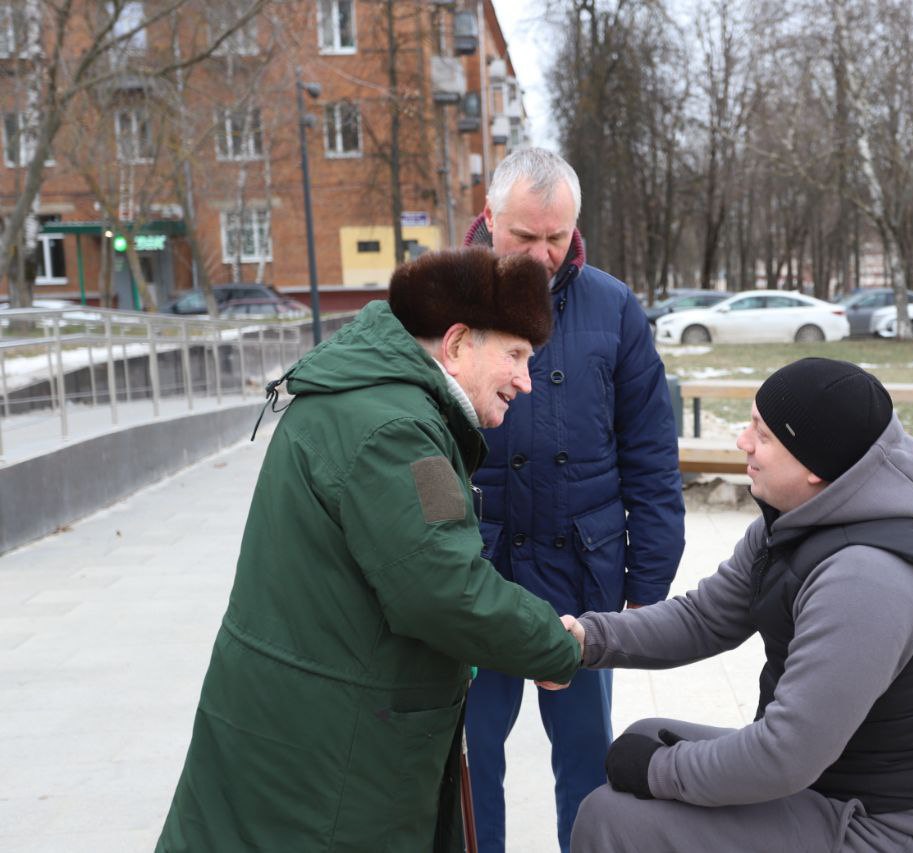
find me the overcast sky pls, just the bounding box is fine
[489,2,559,149]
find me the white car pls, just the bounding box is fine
[654,290,850,345]
[870,302,913,338]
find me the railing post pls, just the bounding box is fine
[87,332,98,407]
[105,314,118,425]
[213,322,222,404]
[54,317,68,439]
[0,348,8,418]
[182,320,193,411]
[693,398,702,438]
[238,325,247,398]
[258,326,266,386]
[147,320,160,417]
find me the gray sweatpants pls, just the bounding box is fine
[570,719,913,853]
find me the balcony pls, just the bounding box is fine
[453,11,478,56]
[491,115,509,146]
[488,58,506,83]
[431,56,466,105]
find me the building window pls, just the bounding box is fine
[357,240,380,253]
[324,102,361,157]
[208,1,259,56]
[2,113,34,166]
[215,107,263,160]
[221,209,272,263]
[115,108,153,163]
[35,217,67,285]
[0,3,28,58]
[109,1,146,67]
[318,0,355,53]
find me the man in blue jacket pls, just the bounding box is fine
[463,147,685,852]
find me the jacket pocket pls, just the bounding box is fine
[572,502,626,611]
[479,519,504,562]
[336,695,464,851]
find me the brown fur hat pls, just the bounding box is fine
[388,247,552,346]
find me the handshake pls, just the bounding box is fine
[537,614,585,691]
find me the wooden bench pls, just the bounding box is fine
[678,438,746,474]
[678,380,913,438]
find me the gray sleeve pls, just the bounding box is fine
[578,519,763,670]
[648,546,913,806]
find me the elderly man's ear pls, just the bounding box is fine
[440,323,473,375]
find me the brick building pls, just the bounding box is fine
[0,1,529,312]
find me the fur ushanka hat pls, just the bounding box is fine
[388,247,552,347]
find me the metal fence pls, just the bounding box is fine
[0,306,353,461]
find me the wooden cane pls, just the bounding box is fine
[459,726,479,853]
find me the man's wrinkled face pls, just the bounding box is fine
[736,403,825,512]
[455,330,534,428]
[485,179,576,280]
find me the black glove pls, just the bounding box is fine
[604,729,688,798]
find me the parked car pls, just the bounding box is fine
[871,302,913,338]
[0,298,77,311]
[219,297,310,320]
[835,288,913,336]
[644,290,733,326]
[160,284,285,315]
[654,290,850,345]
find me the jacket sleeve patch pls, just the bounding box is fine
[411,456,466,523]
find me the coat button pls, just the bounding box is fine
[511,454,527,470]
[549,369,565,384]
[554,535,566,548]
[512,533,526,547]
[554,451,568,464]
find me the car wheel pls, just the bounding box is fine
[794,324,824,343]
[681,325,711,344]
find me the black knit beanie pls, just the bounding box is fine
[755,358,893,482]
[388,247,552,347]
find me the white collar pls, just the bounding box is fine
[433,359,480,428]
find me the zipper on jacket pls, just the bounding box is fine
[470,483,483,523]
[751,540,774,601]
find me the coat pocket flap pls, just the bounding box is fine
[479,519,504,560]
[573,502,626,552]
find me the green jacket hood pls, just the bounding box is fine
[285,301,484,468]
[287,300,444,399]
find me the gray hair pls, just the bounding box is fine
[487,148,582,220]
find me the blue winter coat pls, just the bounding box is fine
[465,216,685,615]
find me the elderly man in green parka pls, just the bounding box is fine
[156,247,583,852]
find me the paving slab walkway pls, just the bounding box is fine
[0,424,761,852]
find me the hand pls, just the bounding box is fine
[560,613,585,657]
[604,729,687,798]
[535,614,585,691]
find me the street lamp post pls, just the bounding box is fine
[295,72,322,345]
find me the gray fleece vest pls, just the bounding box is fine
[749,518,913,814]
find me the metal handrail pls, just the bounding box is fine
[0,306,352,464]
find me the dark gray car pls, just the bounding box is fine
[644,290,732,326]
[837,288,913,337]
[161,284,283,315]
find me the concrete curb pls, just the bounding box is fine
[0,400,263,555]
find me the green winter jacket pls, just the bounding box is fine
[156,301,580,853]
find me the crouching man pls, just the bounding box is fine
[557,358,913,852]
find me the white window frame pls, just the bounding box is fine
[35,226,68,286]
[2,112,35,167]
[214,106,263,161]
[323,101,362,158]
[109,1,147,67]
[209,3,259,56]
[220,209,272,263]
[317,0,356,54]
[115,108,153,163]
[0,3,26,58]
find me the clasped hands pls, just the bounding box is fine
[536,614,585,691]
